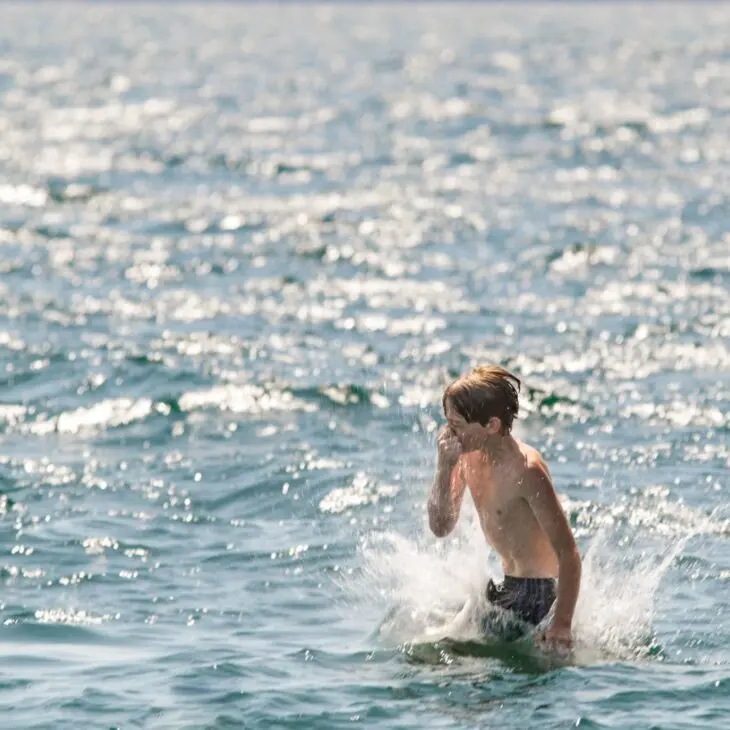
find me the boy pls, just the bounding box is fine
[427,365,581,650]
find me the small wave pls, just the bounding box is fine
[566,488,730,538]
[0,183,47,208]
[303,383,390,410]
[81,536,120,555]
[0,405,27,426]
[178,384,316,415]
[33,608,118,626]
[319,473,399,515]
[23,397,155,435]
[621,401,729,429]
[46,178,106,204]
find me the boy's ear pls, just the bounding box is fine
[486,416,502,435]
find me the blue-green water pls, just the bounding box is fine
[1,3,729,728]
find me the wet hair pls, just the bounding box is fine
[442,365,521,432]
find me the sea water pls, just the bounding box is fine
[1,3,729,729]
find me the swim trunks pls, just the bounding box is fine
[486,575,557,626]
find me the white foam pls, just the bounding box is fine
[573,529,686,658]
[179,384,316,415]
[319,473,399,515]
[346,492,704,661]
[25,398,153,435]
[351,502,494,645]
[0,405,27,425]
[33,608,118,626]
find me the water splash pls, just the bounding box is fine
[573,529,686,659]
[357,514,492,645]
[347,494,701,662]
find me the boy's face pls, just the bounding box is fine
[444,398,498,450]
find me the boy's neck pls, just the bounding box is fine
[476,431,518,463]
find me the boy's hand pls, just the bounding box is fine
[437,427,462,466]
[535,623,573,653]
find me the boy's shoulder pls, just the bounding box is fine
[517,439,549,472]
[515,440,553,489]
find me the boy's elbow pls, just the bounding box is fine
[428,505,454,538]
[430,520,452,538]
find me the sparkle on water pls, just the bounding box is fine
[0,3,729,730]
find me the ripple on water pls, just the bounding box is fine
[1,3,730,729]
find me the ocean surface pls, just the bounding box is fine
[1,3,729,728]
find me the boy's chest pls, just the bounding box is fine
[462,458,523,518]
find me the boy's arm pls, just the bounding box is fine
[521,464,581,647]
[427,429,466,537]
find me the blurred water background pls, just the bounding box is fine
[0,3,729,729]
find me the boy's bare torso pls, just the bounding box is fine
[430,381,581,648]
[459,440,559,578]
